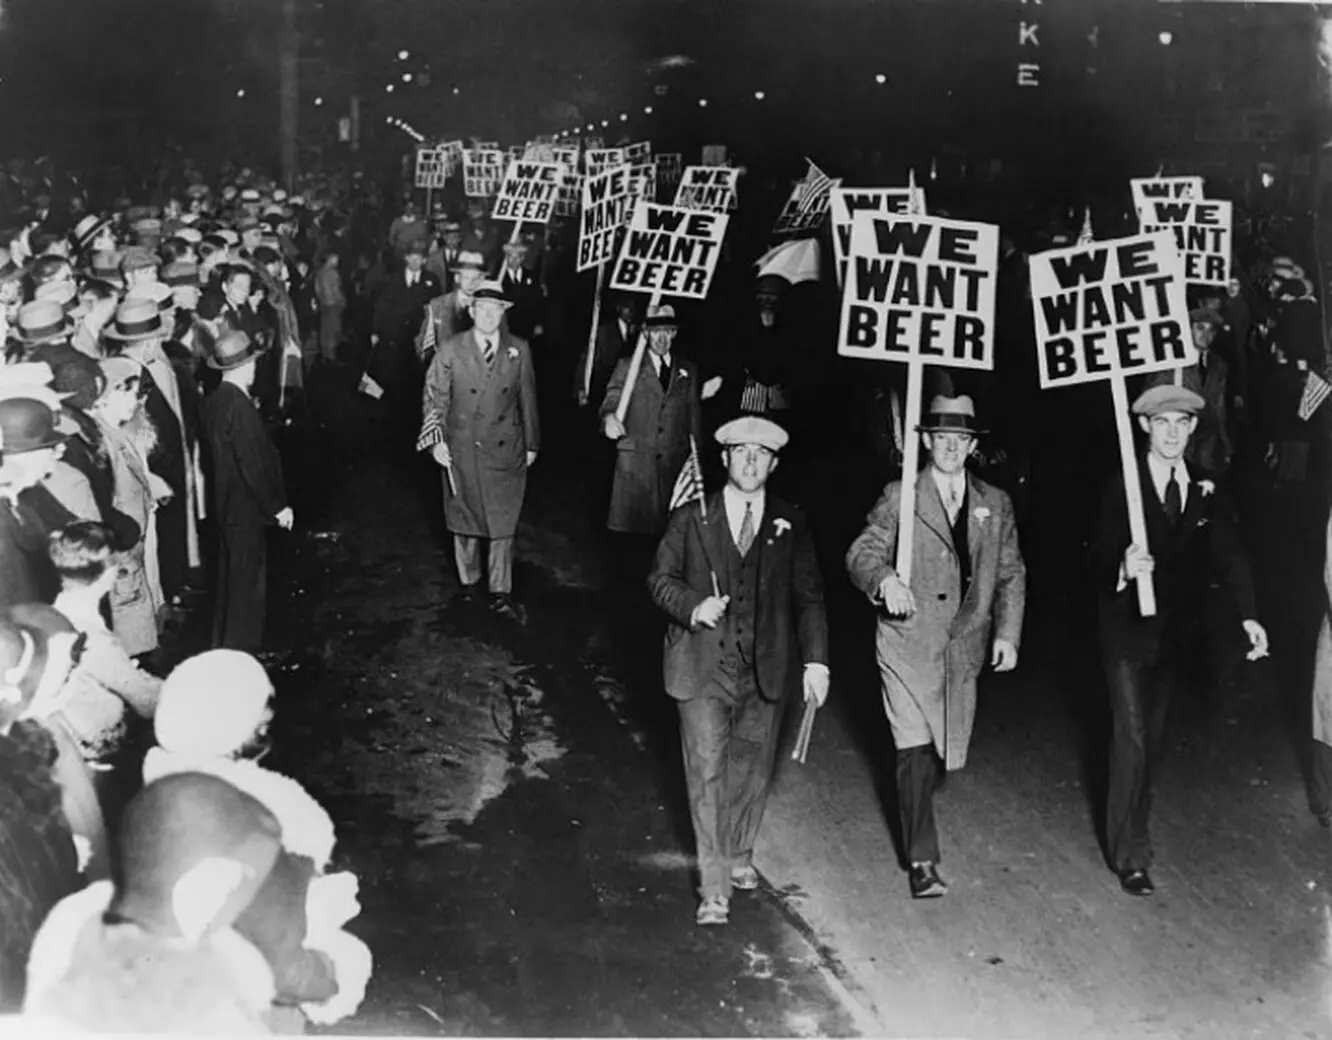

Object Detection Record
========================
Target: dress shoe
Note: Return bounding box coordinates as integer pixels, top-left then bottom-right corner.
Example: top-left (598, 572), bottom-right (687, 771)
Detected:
top-left (695, 895), bottom-right (730, 926)
top-left (455, 583), bottom-right (482, 605)
top-left (1118, 868), bottom-right (1155, 896)
top-left (730, 864), bottom-right (760, 891)
top-left (490, 595), bottom-right (526, 624)
top-left (908, 862), bottom-right (948, 899)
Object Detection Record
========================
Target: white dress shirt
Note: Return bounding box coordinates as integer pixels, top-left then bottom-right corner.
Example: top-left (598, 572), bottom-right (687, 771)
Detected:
top-left (722, 485), bottom-right (764, 546)
top-left (931, 468), bottom-right (967, 522)
top-left (649, 351), bottom-right (672, 379)
top-left (1145, 452), bottom-right (1189, 512)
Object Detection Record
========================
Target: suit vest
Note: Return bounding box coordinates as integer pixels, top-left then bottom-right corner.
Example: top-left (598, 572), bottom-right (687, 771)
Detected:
top-left (720, 521), bottom-right (761, 672)
top-left (950, 485), bottom-right (972, 597)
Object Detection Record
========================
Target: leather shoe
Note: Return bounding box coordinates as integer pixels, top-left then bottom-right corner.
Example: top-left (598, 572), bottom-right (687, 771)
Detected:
top-left (908, 862), bottom-right (948, 899)
top-left (1118, 869), bottom-right (1155, 896)
top-left (456, 583), bottom-right (482, 605)
top-left (491, 595), bottom-right (526, 624)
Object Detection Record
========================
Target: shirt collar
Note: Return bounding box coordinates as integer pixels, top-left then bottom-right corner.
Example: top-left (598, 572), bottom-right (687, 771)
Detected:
top-left (1146, 452), bottom-right (1188, 494)
top-left (724, 484), bottom-right (765, 513)
top-left (931, 467), bottom-right (966, 499)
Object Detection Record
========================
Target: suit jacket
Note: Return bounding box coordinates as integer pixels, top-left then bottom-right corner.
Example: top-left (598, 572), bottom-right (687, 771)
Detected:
top-left (199, 383), bottom-right (286, 529)
top-left (845, 469), bottom-right (1026, 769)
top-left (649, 490), bottom-right (827, 703)
top-left (371, 269), bottom-right (441, 347)
top-left (421, 327), bottom-right (540, 538)
top-left (575, 319), bottom-right (634, 411)
top-left (1091, 455), bottom-right (1255, 664)
top-left (497, 264), bottom-right (543, 340)
top-left (600, 353), bottom-right (702, 535)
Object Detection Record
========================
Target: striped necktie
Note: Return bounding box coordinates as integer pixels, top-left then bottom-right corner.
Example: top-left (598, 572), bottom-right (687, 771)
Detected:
top-left (483, 335), bottom-right (497, 366)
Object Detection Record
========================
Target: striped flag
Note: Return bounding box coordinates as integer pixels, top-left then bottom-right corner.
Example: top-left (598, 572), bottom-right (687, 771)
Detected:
top-left (416, 410), bottom-right (444, 451)
top-left (669, 435), bottom-right (706, 517)
top-left (1299, 369), bottom-right (1332, 422)
top-left (416, 312), bottom-right (436, 359)
top-left (795, 159), bottom-right (835, 212)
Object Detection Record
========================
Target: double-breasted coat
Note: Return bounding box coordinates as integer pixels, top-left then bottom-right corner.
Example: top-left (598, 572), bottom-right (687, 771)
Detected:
top-left (600, 354), bottom-right (702, 536)
top-left (846, 469), bottom-right (1026, 770)
top-left (421, 327), bottom-right (540, 539)
top-left (649, 490), bottom-right (828, 703)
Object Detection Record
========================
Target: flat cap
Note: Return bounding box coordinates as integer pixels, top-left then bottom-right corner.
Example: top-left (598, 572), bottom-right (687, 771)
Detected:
top-left (1132, 384), bottom-right (1205, 418)
top-left (715, 415), bottom-right (789, 452)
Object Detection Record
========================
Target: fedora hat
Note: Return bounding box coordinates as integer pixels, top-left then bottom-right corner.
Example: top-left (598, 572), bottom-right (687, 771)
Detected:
top-left (160, 260), bottom-right (200, 287)
top-left (16, 299), bottom-right (73, 344)
top-left (452, 249), bottom-right (486, 272)
top-left (70, 213), bottom-right (112, 253)
top-left (917, 394), bottom-right (986, 435)
top-left (470, 281), bottom-right (513, 307)
top-left (0, 397), bottom-right (67, 453)
top-left (119, 245), bottom-right (159, 274)
top-left (103, 299), bottom-right (166, 342)
top-left (207, 329), bottom-right (264, 371)
top-left (644, 303), bottom-right (678, 329)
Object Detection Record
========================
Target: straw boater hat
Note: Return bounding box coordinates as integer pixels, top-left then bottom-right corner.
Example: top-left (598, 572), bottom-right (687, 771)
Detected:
top-left (470, 281), bottom-right (512, 307)
top-left (127, 281), bottom-right (176, 316)
top-left (917, 394), bottom-right (986, 435)
top-left (70, 214), bottom-right (112, 253)
top-left (103, 299), bottom-right (166, 343)
top-left (33, 279), bottom-right (80, 317)
top-left (207, 330), bottom-right (265, 371)
top-left (16, 299), bottom-right (73, 345)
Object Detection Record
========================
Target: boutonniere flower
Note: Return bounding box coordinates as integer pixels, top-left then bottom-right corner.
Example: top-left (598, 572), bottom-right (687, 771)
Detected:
top-left (1199, 480), bottom-right (1215, 497)
top-left (773, 518), bottom-right (792, 537)
top-left (507, 347), bottom-right (519, 360)
top-left (973, 506), bottom-right (991, 521)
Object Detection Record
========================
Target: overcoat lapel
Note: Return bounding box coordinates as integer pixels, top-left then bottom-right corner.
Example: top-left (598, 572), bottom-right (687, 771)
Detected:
top-left (965, 475), bottom-right (985, 575)
top-left (914, 469), bottom-right (955, 557)
top-left (700, 490), bottom-right (729, 594)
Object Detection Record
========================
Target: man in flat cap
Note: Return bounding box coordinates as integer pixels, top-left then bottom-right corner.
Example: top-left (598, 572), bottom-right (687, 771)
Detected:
top-left (1090, 384), bottom-right (1267, 896)
top-left (648, 415), bottom-right (828, 926)
top-left (846, 394), bottom-right (1026, 899)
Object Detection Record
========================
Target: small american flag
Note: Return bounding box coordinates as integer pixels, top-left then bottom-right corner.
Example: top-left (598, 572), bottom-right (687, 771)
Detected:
top-left (1298, 369), bottom-right (1332, 422)
top-left (795, 159), bottom-right (835, 212)
top-left (669, 435), bottom-right (706, 516)
top-left (416, 410), bottom-right (444, 451)
top-left (417, 312), bottom-right (436, 359)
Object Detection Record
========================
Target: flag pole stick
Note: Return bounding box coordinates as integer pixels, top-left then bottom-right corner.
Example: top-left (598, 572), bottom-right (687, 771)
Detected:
top-left (583, 262), bottom-right (608, 403)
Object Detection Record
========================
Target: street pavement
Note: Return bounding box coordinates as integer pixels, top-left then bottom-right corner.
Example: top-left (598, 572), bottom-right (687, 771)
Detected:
top-left (261, 369), bottom-right (1332, 1038)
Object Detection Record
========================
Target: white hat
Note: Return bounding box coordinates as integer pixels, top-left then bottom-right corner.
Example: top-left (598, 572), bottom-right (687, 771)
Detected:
top-left (715, 415), bottom-right (789, 452)
top-left (155, 650), bottom-right (274, 757)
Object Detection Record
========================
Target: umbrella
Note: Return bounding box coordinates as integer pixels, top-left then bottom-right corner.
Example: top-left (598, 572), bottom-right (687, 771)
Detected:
top-left (754, 238), bottom-right (820, 286)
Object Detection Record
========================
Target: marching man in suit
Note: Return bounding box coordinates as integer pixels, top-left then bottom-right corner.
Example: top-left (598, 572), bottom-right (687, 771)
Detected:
top-left (846, 395), bottom-right (1026, 899)
top-left (418, 282), bottom-right (539, 623)
top-left (1091, 384), bottom-right (1267, 896)
top-left (648, 416), bottom-right (829, 927)
top-left (415, 250), bottom-right (487, 362)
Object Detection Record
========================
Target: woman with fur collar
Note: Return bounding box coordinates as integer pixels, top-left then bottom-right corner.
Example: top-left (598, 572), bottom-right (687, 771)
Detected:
top-left (143, 650), bottom-right (371, 1028)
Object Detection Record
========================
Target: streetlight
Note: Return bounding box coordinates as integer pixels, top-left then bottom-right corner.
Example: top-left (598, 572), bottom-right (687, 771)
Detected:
top-left (644, 106), bottom-right (653, 114)
top-left (314, 96), bottom-right (323, 106)
top-left (601, 119), bottom-right (609, 127)
top-left (385, 84), bottom-right (394, 93)
top-left (452, 87), bottom-right (460, 95)
top-left (402, 73), bottom-right (413, 83)
top-left (620, 112), bottom-right (628, 121)
top-left (398, 49), bottom-right (410, 60)
top-left (698, 98), bottom-right (708, 107)
top-left (236, 88), bottom-right (246, 98)
top-left (875, 73), bottom-right (887, 85)
top-left (1158, 31), bottom-right (1173, 46)
top-left (754, 91), bottom-right (765, 100)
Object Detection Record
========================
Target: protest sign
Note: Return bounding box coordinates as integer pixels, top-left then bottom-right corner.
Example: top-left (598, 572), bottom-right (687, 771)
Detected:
top-left (626, 141), bottom-right (652, 163)
top-left (1029, 230), bottom-right (1195, 615)
top-left (772, 176), bottom-right (841, 236)
top-left (586, 148), bottom-right (627, 175)
top-left (492, 160), bottom-right (565, 225)
top-left (627, 161), bottom-right (657, 202)
top-left (556, 170), bottom-right (583, 218)
top-left (608, 201), bottom-right (730, 423)
top-left (655, 153), bottom-right (684, 189)
top-left (441, 140), bottom-right (464, 176)
top-left (523, 141), bottom-right (556, 163)
top-left (1129, 176), bottom-right (1203, 220)
top-left (1137, 197), bottom-right (1232, 287)
top-left (414, 147), bottom-right (448, 189)
top-left (552, 145), bottom-right (580, 170)
top-left (1029, 231), bottom-right (1194, 389)
top-left (475, 140), bottom-right (500, 151)
top-left (578, 165), bottom-right (636, 271)
top-left (584, 136), bottom-right (604, 151)
top-left (830, 186), bottom-right (927, 286)
top-left (463, 149), bottom-right (505, 198)
top-left (674, 166), bottom-right (739, 213)
top-left (506, 145), bottom-right (525, 164)
top-left (839, 212), bottom-right (999, 586)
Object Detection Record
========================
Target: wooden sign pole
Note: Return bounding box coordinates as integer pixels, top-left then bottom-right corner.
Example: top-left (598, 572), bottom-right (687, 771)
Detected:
top-left (894, 357), bottom-right (925, 586)
top-left (613, 289), bottom-right (662, 424)
top-left (1109, 372), bottom-right (1157, 617)
top-left (582, 262), bottom-right (608, 403)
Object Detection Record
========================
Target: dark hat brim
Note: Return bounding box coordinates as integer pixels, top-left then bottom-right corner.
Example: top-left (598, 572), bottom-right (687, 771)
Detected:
top-left (207, 342), bottom-right (267, 371)
top-left (917, 416), bottom-right (986, 435)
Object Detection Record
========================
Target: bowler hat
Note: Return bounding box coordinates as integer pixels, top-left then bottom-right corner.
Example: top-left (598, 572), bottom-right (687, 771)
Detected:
top-left (107, 772), bottom-right (282, 940)
top-left (207, 329), bottom-right (264, 371)
top-left (16, 299), bottom-right (73, 344)
top-left (1132, 384), bottom-right (1204, 418)
top-left (470, 281), bottom-right (512, 307)
top-left (0, 397), bottom-right (67, 453)
top-left (917, 394), bottom-right (986, 435)
top-left (34, 344), bottom-right (105, 410)
top-left (103, 299), bottom-right (166, 342)
top-left (715, 415), bottom-right (789, 452)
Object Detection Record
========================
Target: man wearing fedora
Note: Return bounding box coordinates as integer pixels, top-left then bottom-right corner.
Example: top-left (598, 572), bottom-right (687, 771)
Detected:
top-left (418, 281), bottom-right (539, 622)
top-left (199, 331), bottom-right (293, 652)
top-left (416, 250), bottom-right (487, 361)
top-left (601, 304), bottom-right (702, 556)
top-left (0, 395), bottom-right (76, 607)
top-left (370, 239), bottom-right (441, 438)
top-left (426, 219), bottom-right (466, 292)
top-left (1091, 384), bottom-right (1267, 896)
top-left (846, 394), bottom-right (1026, 899)
top-left (576, 292), bottom-right (640, 412)
top-left (649, 415), bottom-right (829, 926)
top-left (497, 235), bottom-right (543, 342)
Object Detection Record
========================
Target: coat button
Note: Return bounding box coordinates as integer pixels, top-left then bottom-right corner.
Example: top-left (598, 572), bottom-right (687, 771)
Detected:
top-left (937, 593), bottom-right (947, 600)
top-left (470, 388), bottom-right (477, 394)
top-left (498, 440), bottom-right (506, 447)
top-left (474, 441), bottom-right (481, 447)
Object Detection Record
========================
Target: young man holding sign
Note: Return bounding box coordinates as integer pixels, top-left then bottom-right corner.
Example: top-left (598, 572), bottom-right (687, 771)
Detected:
top-left (845, 396), bottom-right (1025, 898)
top-left (1091, 384), bottom-right (1267, 896)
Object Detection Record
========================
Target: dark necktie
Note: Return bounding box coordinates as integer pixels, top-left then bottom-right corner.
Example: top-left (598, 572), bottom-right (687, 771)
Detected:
top-left (658, 355), bottom-right (671, 390)
top-left (737, 502), bottom-right (755, 556)
top-left (1163, 469), bottom-right (1181, 525)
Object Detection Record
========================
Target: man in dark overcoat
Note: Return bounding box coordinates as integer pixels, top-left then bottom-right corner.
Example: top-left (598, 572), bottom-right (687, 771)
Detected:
top-left (417, 282), bottom-right (539, 622)
top-left (370, 240), bottom-right (441, 440)
top-left (415, 250), bottom-right (486, 362)
top-left (647, 416), bottom-right (828, 927)
top-left (1091, 384), bottom-right (1267, 897)
top-left (198, 331), bottom-right (292, 651)
top-left (600, 304), bottom-right (702, 572)
top-left (576, 293), bottom-right (640, 412)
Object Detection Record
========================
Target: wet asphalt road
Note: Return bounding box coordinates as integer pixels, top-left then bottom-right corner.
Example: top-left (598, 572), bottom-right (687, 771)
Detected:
top-left (256, 369), bottom-right (861, 1037)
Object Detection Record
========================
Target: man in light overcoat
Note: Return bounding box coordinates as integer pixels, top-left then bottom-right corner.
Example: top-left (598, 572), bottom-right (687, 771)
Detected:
top-left (846, 395), bottom-right (1025, 899)
top-left (418, 282), bottom-right (539, 622)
